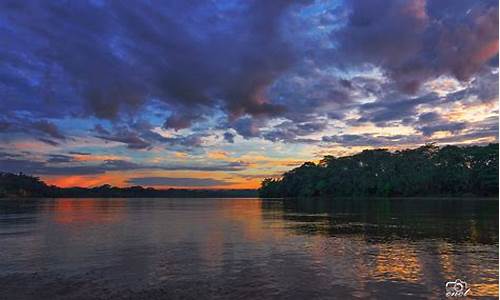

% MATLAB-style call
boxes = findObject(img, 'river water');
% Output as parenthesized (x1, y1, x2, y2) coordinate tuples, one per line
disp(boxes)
(0, 197, 497, 299)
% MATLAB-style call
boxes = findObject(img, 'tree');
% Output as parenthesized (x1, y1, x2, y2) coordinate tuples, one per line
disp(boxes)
(259, 144, 499, 198)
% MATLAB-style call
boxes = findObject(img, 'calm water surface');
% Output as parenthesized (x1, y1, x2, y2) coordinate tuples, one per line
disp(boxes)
(0, 198, 498, 299)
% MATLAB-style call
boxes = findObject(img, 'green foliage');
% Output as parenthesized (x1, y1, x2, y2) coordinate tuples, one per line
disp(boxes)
(259, 143, 499, 198)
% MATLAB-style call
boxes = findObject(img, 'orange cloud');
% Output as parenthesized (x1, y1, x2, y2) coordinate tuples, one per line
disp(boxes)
(44, 173, 126, 188)
(73, 154, 125, 162)
(207, 151, 230, 160)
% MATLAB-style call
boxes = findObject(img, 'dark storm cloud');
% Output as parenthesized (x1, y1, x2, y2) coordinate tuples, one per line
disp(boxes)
(333, 0, 498, 93)
(0, 0, 497, 148)
(0, 0, 310, 127)
(126, 177, 231, 187)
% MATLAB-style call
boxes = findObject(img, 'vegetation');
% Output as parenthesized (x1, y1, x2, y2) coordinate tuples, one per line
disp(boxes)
(259, 143, 499, 198)
(0, 173, 256, 198)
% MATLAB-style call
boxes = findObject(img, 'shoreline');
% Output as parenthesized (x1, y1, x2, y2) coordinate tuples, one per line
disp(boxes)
(1, 196, 497, 200)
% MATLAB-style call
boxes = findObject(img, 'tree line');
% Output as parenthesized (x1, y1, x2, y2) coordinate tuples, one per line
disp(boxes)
(259, 143, 499, 198)
(0, 172, 256, 198)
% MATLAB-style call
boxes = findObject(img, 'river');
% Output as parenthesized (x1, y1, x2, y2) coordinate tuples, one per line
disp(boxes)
(0, 197, 497, 299)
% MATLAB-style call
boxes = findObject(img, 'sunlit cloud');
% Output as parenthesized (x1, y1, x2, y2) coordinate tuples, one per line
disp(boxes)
(0, 0, 497, 187)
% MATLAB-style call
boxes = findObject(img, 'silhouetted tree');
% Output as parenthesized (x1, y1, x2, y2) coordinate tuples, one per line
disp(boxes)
(259, 144, 499, 198)
(0, 172, 257, 198)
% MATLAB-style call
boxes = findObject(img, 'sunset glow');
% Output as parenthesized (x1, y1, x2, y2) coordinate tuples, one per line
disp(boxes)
(0, 0, 497, 188)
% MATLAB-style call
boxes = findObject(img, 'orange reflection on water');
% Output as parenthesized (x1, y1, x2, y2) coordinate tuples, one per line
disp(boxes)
(219, 199, 287, 242)
(218, 199, 265, 242)
(50, 199, 125, 225)
(463, 255, 499, 298)
(372, 244, 423, 283)
(469, 283, 499, 298)
(438, 242, 456, 277)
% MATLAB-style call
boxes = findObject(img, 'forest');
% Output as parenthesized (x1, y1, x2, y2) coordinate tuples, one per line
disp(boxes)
(259, 143, 499, 198)
(0, 173, 256, 198)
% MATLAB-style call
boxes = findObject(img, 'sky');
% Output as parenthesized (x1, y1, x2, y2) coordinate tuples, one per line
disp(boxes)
(0, 0, 498, 189)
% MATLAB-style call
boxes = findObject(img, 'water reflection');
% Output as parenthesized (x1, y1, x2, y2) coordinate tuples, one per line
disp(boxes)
(273, 197, 498, 244)
(262, 197, 499, 298)
(50, 199, 126, 225)
(0, 197, 497, 299)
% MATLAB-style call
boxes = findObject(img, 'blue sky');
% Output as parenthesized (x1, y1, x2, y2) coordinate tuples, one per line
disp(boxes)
(0, 0, 498, 188)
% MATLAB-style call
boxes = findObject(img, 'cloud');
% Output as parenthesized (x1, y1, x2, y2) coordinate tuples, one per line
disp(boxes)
(37, 138, 60, 146)
(93, 124, 110, 135)
(0, 151, 22, 159)
(322, 133, 419, 147)
(92, 121, 213, 150)
(233, 116, 262, 139)
(95, 127, 151, 150)
(263, 120, 327, 143)
(126, 177, 231, 187)
(358, 93, 440, 125)
(68, 151, 91, 156)
(444, 69, 499, 104)
(32, 120, 66, 140)
(0, 157, 250, 176)
(164, 114, 204, 131)
(223, 132, 235, 143)
(0, 121, 10, 132)
(0, 116, 68, 146)
(418, 112, 440, 123)
(47, 154, 74, 163)
(269, 71, 360, 123)
(0, 0, 497, 166)
(332, 0, 498, 93)
(0, 1, 312, 127)
(419, 122, 467, 137)
(413, 109, 469, 137)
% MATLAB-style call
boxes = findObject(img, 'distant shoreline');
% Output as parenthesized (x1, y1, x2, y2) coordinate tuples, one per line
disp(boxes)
(0, 172, 258, 198)
(2, 196, 497, 200)
(1, 195, 260, 199)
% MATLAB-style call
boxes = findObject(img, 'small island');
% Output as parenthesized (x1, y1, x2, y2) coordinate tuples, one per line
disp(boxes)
(259, 143, 499, 198)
